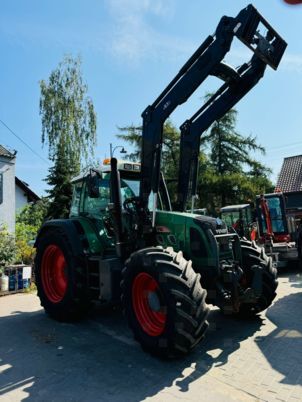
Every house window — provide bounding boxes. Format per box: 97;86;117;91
0;173;3;204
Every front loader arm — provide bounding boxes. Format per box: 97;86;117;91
176;55;267;211
139;4;286;233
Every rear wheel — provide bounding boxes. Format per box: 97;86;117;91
35;228;89;321
121;247;209;358
238;240;278;317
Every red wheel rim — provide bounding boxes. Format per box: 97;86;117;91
132;272;166;337
41;245;68;303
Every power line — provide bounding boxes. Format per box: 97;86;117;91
0;118;50;165
265;140;302;153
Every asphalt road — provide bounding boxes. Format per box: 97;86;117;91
0;266;302;402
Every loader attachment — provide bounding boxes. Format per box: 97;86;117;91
175;6;287;212
235;4;287;70
139;3;286;234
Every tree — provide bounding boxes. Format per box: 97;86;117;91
15;222;36;265
45;144;75;219
117;121;180;205
14;199;49;264
40;55;97;218
16;198;49;228
117;121;181;177
116;121;209;206
200;105;273;208
116;108;273;213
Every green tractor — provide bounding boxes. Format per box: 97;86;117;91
220;204;254;239
35;5;286;358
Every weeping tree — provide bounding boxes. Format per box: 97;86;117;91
40;55;97;218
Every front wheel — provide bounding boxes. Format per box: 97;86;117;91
121;247;209;358
238;240;278;317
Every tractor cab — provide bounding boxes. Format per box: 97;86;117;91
70;159;171;220
220;204;253;239
255;193;291;243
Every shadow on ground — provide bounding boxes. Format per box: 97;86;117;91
255;291;302;386
0;302;264;402
1;266;301;402
278;261;302;289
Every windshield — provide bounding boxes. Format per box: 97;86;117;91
221;211;240;228
257;195;286;235
121;178;139;203
265;197;286;233
121;178;160;210
70;172;166;218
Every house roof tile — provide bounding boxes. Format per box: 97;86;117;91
276;154;302;192
0;144;16;159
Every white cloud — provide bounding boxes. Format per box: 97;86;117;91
215;43;302;75
281;52;302;72
104;0;193;64
106;0;172;17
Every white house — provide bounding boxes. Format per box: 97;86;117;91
15;177;40;211
0;145;40;233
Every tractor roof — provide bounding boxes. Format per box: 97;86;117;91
221;204;250;212
71;159;141;183
101;159;141;173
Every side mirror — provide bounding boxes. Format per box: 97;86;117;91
87;171;101;198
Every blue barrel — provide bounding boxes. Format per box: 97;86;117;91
9;271;16;291
18;269;23;290
23;278;30;289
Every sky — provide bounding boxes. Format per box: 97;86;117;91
1;0;302;196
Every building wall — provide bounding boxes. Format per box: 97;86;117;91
0;156;16;233
15;185;29;212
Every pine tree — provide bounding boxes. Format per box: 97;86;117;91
116;121;208;207
45;144;74;219
201;106;272;208
116;108;273;213
116;121;180;179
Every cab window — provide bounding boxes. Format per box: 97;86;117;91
83;178;110;215
70;182;82;217
267;197;285;233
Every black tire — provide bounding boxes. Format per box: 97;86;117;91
35;228;89;321
298;236;302;265
121;246;209;358
238;239;278;317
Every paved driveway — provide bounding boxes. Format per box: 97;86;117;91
0;267;301;402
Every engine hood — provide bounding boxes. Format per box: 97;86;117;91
193;215;228;235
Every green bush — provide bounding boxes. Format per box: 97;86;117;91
15;222;37;265
0;225;16;271
14;199;49;265
0;201;48;269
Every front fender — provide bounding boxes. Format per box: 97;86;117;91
34;219;85;257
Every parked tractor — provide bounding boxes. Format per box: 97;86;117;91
35;5;286;357
220;204;253;239
256;193;300;267
221;192;301;268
